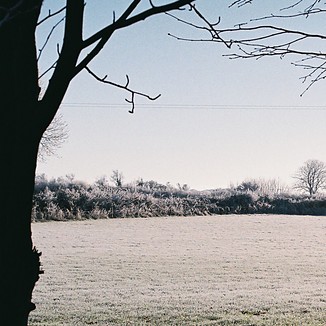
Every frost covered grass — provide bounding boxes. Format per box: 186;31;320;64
30;215;326;325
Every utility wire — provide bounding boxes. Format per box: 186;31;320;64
61;102;326;110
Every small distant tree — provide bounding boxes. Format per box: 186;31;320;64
110;170;124;187
293;160;326;196
236;180;259;193
38;113;68;161
177;183;190;192
136;178;145;188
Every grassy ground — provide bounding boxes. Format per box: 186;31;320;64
29;215;326;325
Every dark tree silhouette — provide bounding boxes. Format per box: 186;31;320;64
0;1;203;324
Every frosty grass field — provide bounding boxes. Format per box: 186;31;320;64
30;215;326;325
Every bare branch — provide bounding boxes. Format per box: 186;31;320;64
179;3;326;93
280;0;306;11
294;56;326;95
293;0;322;13
229;0;253;8
251;8;326;22
37;6;66;26
166;11;210;31
119;0;142;21
167;33;211;43
230;0;322;12
149;0;156;8
167;5;228;48
220;23;326;91
82;0;194;49
40;0;84;133
189;4;221;28
38;61;57;80
37;17;65;61
85;67;161;114
75;0;194;77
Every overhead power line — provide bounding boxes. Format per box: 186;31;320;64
61;102;326;111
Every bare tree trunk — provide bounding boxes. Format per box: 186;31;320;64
0;2;43;324
1;142;43;325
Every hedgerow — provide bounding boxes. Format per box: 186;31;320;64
32;175;326;221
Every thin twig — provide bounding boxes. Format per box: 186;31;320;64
37;17;65;61
85;67;161;114
38;61;57;80
37;6;66;25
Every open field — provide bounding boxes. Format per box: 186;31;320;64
30;215;326;325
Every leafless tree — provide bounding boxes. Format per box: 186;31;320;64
177;183;190;191
110;170;124;188
3;1;324;324
38;113;68;161
170;0;326;94
1;1;218;324
293;159;326;196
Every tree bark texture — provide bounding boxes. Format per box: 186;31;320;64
0;1;43;325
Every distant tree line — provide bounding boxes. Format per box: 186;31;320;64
32;173;326;221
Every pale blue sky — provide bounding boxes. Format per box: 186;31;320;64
36;1;326;190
